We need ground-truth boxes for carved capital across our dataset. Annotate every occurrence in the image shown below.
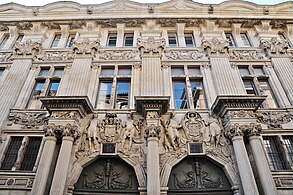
[62,123,80,139]
[73,38,100,56]
[133,62,141,68]
[145,124,161,138]
[260,37,289,57]
[44,123,58,137]
[225,123,262,139]
[14,39,42,59]
[201,37,229,57]
[137,36,166,57]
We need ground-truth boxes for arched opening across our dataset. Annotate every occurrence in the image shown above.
[168,156,233,195]
[73,156,139,194]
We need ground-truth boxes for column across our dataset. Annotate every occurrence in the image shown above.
[49,124,77,195]
[232,136,259,195]
[145,122,161,195]
[249,136,278,195]
[31,125,57,195]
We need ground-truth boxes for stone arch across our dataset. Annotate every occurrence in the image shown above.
[163,155,235,194]
[160,154,239,192]
[67,153,146,193]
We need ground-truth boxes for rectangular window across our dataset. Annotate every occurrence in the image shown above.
[124,33,134,47]
[20,137,42,171]
[240,33,251,47]
[118,67,132,76]
[188,67,201,75]
[0,137,23,170]
[39,67,50,77]
[101,67,115,76]
[173,81,188,109]
[53,67,64,77]
[239,66,250,76]
[225,33,236,47]
[96,81,113,108]
[107,33,117,47]
[243,80,256,95]
[65,34,75,48]
[51,34,61,48]
[168,33,178,47]
[33,81,45,97]
[171,67,185,76]
[184,33,195,47]
[0,35,9,49]
[116,80,130,109]
[263,136,288,170]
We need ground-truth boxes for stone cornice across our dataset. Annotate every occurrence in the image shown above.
[135,96,170,117]
[39,96,93,118]
[212,95,267,117]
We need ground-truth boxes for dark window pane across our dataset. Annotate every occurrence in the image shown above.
[47,81,60,96]
[240,33,251,47]
[101,68,114,76]
[188,67,201,75]
[168,33,177,47]
[20,137,42,171]
[39,68,49,76]
[173,81,187,109]
[66,34,75,48]
[243,80,256,95]
[185,34,194,47]
[1,137,23,170]
[253,67,265,76]
[53,68,64,77]
[108,34,117,47]
[0,35,9,49]
[225,33,236,47]
[171,67,184,76]
[239,67,250,76]
[124,34,134,47]
[0,68,5,77]
[283,136,293,166]
[51,34,61,48]
[118,67,131,76]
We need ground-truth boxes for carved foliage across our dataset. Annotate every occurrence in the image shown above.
[99,50,137,61]
[43,123,79,139]
[36,51,74,61]
[0,52,13,62]
[14,39,42,58]
[145,124,161,138]
[8,112,48,130]
[225,123,262,138]
[137,36,166,56]
[229,49,265,60]
[260,37,289,56]
[256,111,293,129]
[165,49,205,60]
[96,19,145,28]
[201,38,229,56]
[73,38,100,55]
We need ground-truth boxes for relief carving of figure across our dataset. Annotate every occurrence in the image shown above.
[204,116,222,148]
[81,114,100,152]
[120,116,143,151]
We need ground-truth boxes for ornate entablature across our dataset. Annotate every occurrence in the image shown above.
[164,49,206,61]
[14,39,42,59]
[256,110,293,129]
[229,49,266,61]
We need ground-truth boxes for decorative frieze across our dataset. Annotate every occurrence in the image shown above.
[165,49,205,60]
[98,49,138,61]
[0,52,13,62]
[96,19,145,28]
[7,111,48,130]
[229,49,266,61]
[256,111,293,129]
[274,176,293,188]
[36,51,74,62]
[0,175,34,189]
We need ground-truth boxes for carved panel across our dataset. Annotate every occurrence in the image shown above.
[229,49,266,60]
[73,38,100,56]
[202,38,229,57]
[36,51,74,61]
[14,39,42,59]
[74,157,139,193]
[137,36,166,57]
[256,111,293,129]
[98,50,138,61]
[260,38,289,57]
[165,49,205,60]
[0,52,13,62]
[96,19,145,28]
[7,111,48,130]
[168,157,232,193]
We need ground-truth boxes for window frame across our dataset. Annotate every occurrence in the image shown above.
[107,33,117,47]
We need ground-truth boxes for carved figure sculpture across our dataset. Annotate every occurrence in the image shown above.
[163,117,185,151]
[205,117,222,148]
[121,119,143,151]
[85,114,100,151]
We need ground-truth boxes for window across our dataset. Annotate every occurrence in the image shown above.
[65,34,75,48]
[240,33,251,47]
[26,66,64,108]
[172,66,206,109]
[0,35,9,49]
[225,33,236,47]
[13,35,24,48]
[51,34,61,48]
[238,65,277,108]
[124,33,134,47]
[96,66,132,109]
[107,33,117,47]
[0,136,42,171]
[263,136,293,171]
[278,33,292,47]
[184,33,195,47]
[168,33,177,47]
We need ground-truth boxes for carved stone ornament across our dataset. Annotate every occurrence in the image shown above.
[0,24,9,31]
[182,111,205,142]
[36,51,74,62]
[43,123,79,139]
[100,113,122,142]
[137,36,166,56]
[165,49,205,60]
[14,39,42,58]
[274,177,293,188]
[260,37,289,56]
[201,38,229,56]
[8,112,48,130]
[225,123,262,139]
[0,52,13,62]
[99,50,137,61]
[96,19,145,28]
[73,38,100,56]
[229,49,265,60]
[229,110,256,118]
[157,19,203,27]
[256,111,293,129]
[145,124,161,138]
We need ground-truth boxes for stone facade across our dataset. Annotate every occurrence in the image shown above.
[0,0,293,195]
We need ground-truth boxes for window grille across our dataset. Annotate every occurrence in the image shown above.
[20,137,42,171]
[0,137,23,170]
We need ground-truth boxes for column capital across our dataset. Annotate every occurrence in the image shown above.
[201,37,229,57]
[137,36,166,58]
[226,122,262,139]
[145,124,161,138]
[13,39,42,59]
[72,38,100,58]
[260,37,289,58]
